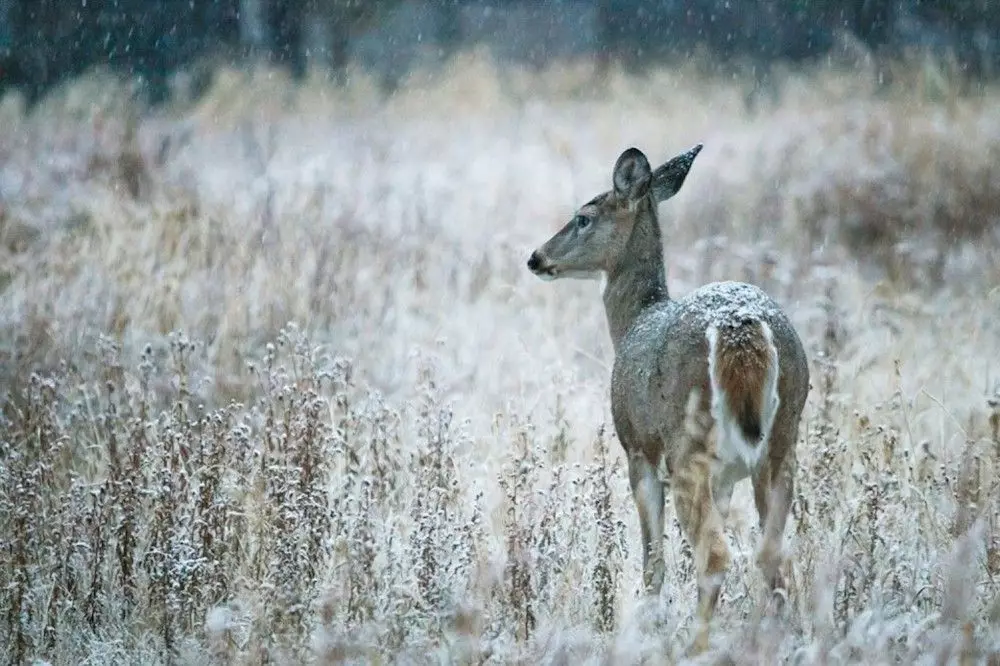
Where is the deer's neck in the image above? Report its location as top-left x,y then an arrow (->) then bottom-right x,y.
602,200 -> 669,352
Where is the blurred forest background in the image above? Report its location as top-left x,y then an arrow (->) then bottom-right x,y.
1,0 -> 998,103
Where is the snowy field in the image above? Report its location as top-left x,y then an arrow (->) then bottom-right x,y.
1,52 -> 999,664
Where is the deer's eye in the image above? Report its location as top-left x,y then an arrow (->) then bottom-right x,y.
574,215 -> 590,230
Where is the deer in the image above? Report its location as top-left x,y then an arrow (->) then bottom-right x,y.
526,144 -> 809,653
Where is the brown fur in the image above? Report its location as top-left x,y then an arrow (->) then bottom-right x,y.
711,320 -> 773,443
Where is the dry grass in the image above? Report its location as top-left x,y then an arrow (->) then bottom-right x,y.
1,50 -> 1000,665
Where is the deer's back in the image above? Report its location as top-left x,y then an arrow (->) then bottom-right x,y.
610,281 -> 809,466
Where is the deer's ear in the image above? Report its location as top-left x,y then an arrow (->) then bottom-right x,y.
612,147 -> 652,202
651,143 -> 703,203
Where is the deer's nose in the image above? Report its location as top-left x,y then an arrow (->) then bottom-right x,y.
527,251 -> 542,272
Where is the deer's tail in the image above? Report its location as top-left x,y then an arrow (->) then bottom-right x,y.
705,320 -> 780,469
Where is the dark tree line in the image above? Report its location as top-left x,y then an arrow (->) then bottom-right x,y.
0,0 -> 997,105
597,0 -> 995,71
0,0 -> 242,102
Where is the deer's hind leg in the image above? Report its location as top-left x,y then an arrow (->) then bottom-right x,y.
671,410 -> 730,655
628,449 -> 666,596
752,417 -> 798,595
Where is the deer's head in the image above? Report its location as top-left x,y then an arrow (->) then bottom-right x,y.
527,144 -> 702,280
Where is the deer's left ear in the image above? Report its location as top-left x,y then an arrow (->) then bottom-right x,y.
651,143 -> 703,203
612,147 -> 652,203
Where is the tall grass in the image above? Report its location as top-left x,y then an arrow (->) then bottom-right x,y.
1,50 -> 999,664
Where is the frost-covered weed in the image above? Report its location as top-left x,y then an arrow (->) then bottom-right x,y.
2,52 -> 1000,664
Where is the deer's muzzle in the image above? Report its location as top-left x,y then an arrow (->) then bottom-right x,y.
527,251 -> 557,280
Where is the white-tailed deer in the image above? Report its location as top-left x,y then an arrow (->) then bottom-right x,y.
527,144 -> 809,653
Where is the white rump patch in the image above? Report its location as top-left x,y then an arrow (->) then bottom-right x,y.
757,322 -> 781,455
705,322 -> 781,474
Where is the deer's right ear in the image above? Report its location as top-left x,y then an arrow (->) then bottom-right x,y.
651,143 -> 703,203
613,147 -> 652,203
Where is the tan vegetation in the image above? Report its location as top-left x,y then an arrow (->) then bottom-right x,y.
1,51 -> 999,664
